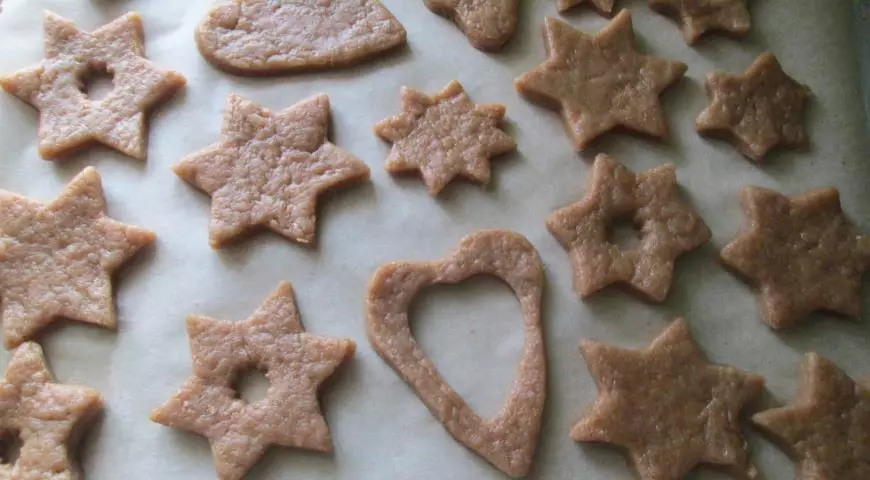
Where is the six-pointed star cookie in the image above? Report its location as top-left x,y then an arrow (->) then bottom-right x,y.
151,281 -> 355,480
696,53 -> 811,162
649,0 -> 751,44
721,186 -> 870,329
557,0 -> 614,16
753,353 -> 870,480
514,10 -> 686,150
424,0 -> 519,51
173,93 -> 371,249
374,81 -> 517,195
0,11 -> 186,160
0,342 -> 103,479
547,154 -> 710,302
0,167 -> 156,348
573,318 -> 764,479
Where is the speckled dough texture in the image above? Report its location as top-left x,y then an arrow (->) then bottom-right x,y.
557,0 -> 614,16
173,93 -> 371,249
547,154 -> 710,302
366,230 -> 546,477
648,0 -> 751,44
0,342 -> 103,480
0,11 -> 186,160
721,186 -> 870,330
752,353 -> 870,480
0,167 -> 155,349
374,81 -> 517,195
424,0 -> 518,51
574,319 -> 765,479
195,0 -> 407,75
514,10 -> 686,150
151,282 -> 356,480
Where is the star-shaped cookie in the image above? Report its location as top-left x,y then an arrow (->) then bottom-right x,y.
151,282 -> 355,480
649,0 -> 751,44
573,318 -> 765,479
0,167 -> 156,348
424,0 -> 519,51
721,186 -> 870,329
514,10 -> 686,150
546,154 -> 710,302
753,353 -> 870,480
0,342 -> 103,479
374,81 -> 517,195
0,12 -> 186,160
557,0 -> 614,16
696,53 -> 811,162
173,94 -> 370,249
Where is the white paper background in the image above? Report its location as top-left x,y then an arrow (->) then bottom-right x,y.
0,1 -> 868,479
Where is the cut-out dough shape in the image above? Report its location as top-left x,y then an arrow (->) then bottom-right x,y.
558,0 -> 614,16
424,0 -> 519,51
366,229 -> 546,477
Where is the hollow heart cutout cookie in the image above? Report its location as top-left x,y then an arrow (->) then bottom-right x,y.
366,230 -> 546,477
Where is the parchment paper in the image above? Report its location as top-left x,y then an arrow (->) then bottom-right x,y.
0,1 -> 868,479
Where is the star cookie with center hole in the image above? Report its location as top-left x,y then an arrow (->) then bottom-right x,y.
649,0 -> 751,44
0,11 -> 186,160
374,81 -> 517,195
151,281 -> 356,480
546,154 -> 710,302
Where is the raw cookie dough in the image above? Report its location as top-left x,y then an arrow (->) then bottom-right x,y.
424,0 -> 519,51
649,0 -> 751,44
195,0 -> 407,75
366,230 -> 546,477
557,0 -> 614,16
151,281 -> 356,480
574,318 -> 764,479
0,167 -> 156,348
173,93 -> 371,249
374,81 -> 517,195
0,11 -> 186,160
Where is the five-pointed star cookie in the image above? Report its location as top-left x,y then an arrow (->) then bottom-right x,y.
0,11 -> 186,160
151,281 -> 356,480
557,0 -> 614,16
649,0 -> 751,44
173,93 -> 371,249
573,318 -> 765,479
374,81 -> 517,195
546,154 -> 710,302
514,10 -> 686,150
696,53 -> 811,162
753,353 -> 870,480
0,342 -> 103,479
0,167 -> 156,348
721,186 -> 870,329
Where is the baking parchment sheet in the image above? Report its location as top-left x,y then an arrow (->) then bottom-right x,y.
0,1 -> 868,479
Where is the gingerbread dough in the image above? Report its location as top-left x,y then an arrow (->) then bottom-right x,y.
649,0 -> 752,44
424,0 -> 519,51
557,0 -> 614,16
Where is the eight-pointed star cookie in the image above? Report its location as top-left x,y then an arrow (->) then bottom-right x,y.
649,0 -> 751,44
721,186 -> 870,329
0,167 -> 156,348
374,81 -> 517,195
753,353 -> 870,480
573,318 -> 765,480
557,0 -> 614,16
424,0 -> 519,51
151,281 -> 356,480
546,154 -> 710,302
0,12 -> 186,160
696,53 -> 811,162
173,93 -> 371,249
0,342 -> 103,480
514,10 -> 686,150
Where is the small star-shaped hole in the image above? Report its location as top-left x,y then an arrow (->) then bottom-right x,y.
78,63 -> 115,102
607,218 -> 641,251
234,367 -> 270,405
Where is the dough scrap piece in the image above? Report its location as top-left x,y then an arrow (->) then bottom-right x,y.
721,186 -> 870,329
546,154 -> 710,302
0,11 -> 186,160
374,81 -> 517,195
574,318 -> 764,479
649,0 -> 751,44
696,53 -> 811,162
0,342 -> 103,480
514,11 -> 686,150
196,0 -> 407,75
557,0 -> 615,16
151,282 -> 356,480
424,0 -> 519,51
366,230 -> 546,477
0,167 -> 156,349
173,93 -> 370,249
752,353 -> 870,480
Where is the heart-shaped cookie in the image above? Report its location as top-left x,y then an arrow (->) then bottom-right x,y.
366,230 -> 546,477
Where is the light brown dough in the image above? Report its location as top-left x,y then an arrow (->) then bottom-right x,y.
649,0 -> 751,44
366,230 -> 546,477
424,0 -> 519,51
